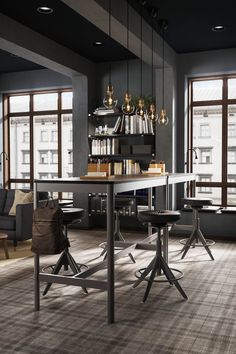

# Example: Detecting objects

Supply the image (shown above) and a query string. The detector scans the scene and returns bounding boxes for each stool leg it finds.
[66,253,88,294]
[142,257,159,302]
[100,210,135,263]
[181,207,214,260]
[43,251,67,296]
[3,239,9,259]
[161,257,188,299]
[197,229,214,260]
[133,258,156,288]
[181,229,197,259]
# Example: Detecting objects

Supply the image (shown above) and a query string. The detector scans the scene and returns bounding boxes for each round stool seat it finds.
[61,208,85,224]
[138,210,181,227]
[183,197,212,208]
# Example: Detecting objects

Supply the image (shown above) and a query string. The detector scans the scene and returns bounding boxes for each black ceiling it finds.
[0,0,136,64]
[0,0,236,74]
[129,0,236,53]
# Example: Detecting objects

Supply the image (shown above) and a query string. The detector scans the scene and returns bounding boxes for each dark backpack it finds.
[31,202,69,255]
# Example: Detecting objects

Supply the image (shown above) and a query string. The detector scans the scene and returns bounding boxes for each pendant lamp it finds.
[148,9,158,122]
[103,0,118,109]
[122,0,135,115]
[158,19,169,126]
[136,10,146,118]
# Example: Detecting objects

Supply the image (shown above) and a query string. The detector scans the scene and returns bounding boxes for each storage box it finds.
[149,162,165,173]
[88,163,112,176]
[120,145,131,155]
[132,145,152,154]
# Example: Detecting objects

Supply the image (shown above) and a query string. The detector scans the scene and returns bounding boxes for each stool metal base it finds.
[180,208,215,261]
[42,249,88,296]
[99,241,136,264]
[180,238,215,247]
[135,267,184,283]
[133,228,187,302]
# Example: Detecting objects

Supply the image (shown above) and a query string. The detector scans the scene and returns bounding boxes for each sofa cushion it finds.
[9,190,33,215]
[0,214,16,230]
[3,190,15,214]
[0,189,7,213]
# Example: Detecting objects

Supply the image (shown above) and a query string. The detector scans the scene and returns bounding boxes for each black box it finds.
[120,145,131,155]
[132,145,152,154]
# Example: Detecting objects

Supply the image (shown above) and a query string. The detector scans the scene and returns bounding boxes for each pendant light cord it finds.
[126,0,129,93]
[162,24,165,108]
[109,0,111,85]
[140,10,143,98]
[151,17,154,100]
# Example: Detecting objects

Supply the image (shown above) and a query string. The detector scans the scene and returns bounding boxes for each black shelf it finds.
[88,154,155,158]
[88,112,122,118]
[88,133,154,139]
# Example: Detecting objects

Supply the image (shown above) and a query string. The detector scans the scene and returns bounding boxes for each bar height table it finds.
[33,173,195,324]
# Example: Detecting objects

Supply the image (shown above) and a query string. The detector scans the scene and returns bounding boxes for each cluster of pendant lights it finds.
[103,0,168,126]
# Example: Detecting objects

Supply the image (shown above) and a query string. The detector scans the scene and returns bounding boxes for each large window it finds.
[189,77,236,206]
[3,89,73,190]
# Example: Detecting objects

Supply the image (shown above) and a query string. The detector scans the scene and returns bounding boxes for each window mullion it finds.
[222,78,228,206]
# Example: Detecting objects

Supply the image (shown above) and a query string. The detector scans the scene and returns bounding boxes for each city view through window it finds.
[190,78,236,206]
[4,90,73,198]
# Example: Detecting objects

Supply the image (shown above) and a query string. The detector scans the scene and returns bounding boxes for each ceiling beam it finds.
[0,13,95,78]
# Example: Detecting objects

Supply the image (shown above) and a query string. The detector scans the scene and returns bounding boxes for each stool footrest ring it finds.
[41,263,88,276]
[135,267,184,283]
[180,238,215,247]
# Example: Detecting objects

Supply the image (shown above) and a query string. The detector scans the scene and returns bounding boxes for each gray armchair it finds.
[0,189,33,247]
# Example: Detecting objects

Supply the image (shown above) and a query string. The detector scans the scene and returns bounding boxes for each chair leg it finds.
[3,239,9,259]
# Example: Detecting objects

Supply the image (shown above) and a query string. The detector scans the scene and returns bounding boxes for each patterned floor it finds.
[0,229,236,354]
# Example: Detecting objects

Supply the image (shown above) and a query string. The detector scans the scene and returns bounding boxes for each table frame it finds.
[33,173,195,324]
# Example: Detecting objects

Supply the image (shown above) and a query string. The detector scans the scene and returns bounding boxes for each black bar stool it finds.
[43,208,88,296]
[133,210,187,302]
[180,197,215,260]
[99,197,135,263]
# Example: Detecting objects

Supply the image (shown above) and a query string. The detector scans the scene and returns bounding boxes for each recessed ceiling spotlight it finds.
[211,25,225,32]
[37,6,54,14]
[93,41,104,46]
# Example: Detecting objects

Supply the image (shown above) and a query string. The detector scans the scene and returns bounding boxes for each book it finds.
[113,116,122,133]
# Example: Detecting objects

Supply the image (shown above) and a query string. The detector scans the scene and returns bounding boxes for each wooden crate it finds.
[88,163,112,176]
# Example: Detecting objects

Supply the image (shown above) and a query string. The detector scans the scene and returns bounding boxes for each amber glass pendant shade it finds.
[122,93,135,114]
[158,108,169,126]
[103,83,118,109]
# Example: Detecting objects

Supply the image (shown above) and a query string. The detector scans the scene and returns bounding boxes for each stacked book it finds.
[91,138,119,155]
[93,107,118,116]
[113,114,154,134]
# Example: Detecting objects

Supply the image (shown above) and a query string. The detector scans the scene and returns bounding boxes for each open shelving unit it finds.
[87,110,156,227]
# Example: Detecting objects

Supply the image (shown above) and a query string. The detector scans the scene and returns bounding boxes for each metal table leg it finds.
[34,254,40,311]
[107,184,115,324]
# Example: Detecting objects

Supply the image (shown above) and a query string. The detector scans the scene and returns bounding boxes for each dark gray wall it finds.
[176,48,236,237]
[177,48,236,178]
